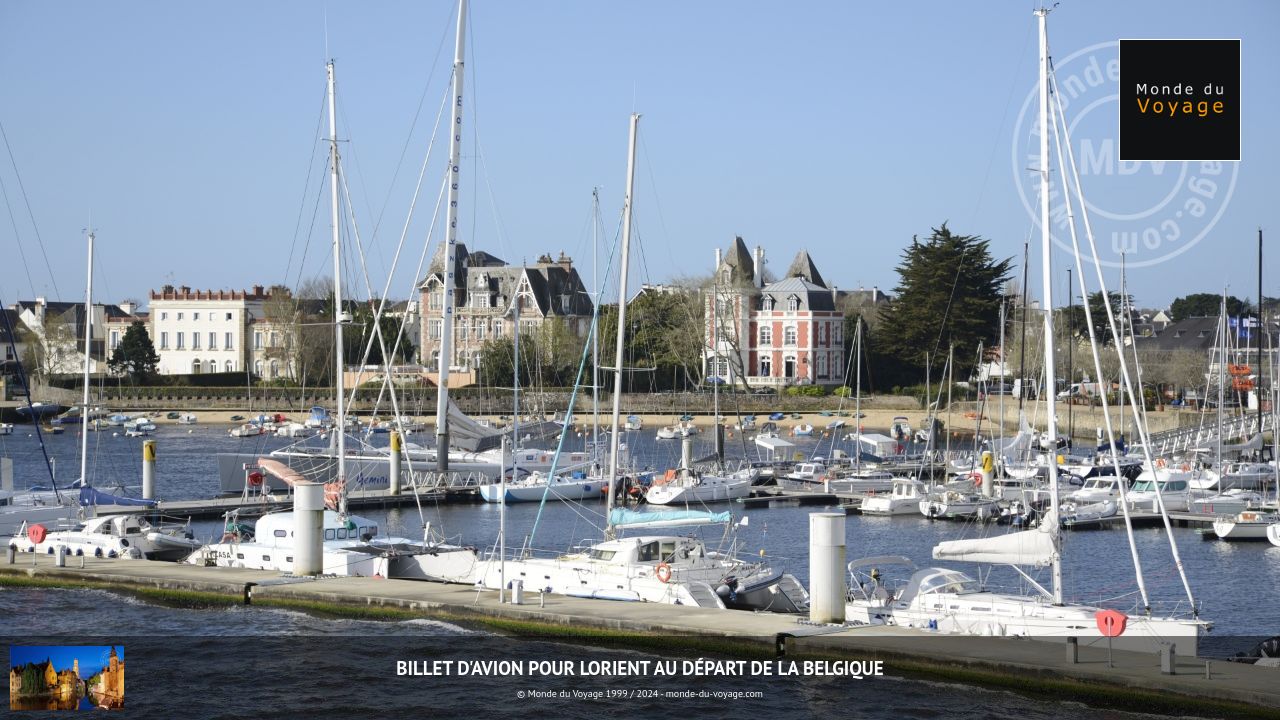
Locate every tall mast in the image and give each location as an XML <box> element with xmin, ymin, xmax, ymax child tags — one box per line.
<box><xmin>435</xmin><ymin>0</ymin><xmax>468</xmax><ymax>472</ymax></box>
<box><xmin>1258</xmin><ymin>228</ymin><xmax>1264</xmax><ymax>438</ymax></box>
<box><xmin>78</xmin><ymin>230</ymin><xmax>94</xmax><ymax>486</ymax></box>
<box><xmin>605</xmin><ymin>113</ymin><xmax>640</xmax><ymax>539</ymax></box>
<box><xmin>854</xmin><ymin>318</ymin><xmax>862</xmax><ymax>471</ymax></box>
<box><xmin>592</xmin><ymin>189</ymin><xmax>601</xmax><ymax>454</ymax></box>
<box><xmin>1066</xmin><ymin>268</ymin><xmax>1073</xmax><ymax>444</ymax></box>
<box><xmin>327</xmin><ymin>61</ymin><xmax>347</xmax><ymax>517</ymax></box>
<box><xmin>1035</xmin><ymin>6</ymin><xmax>1063</xmax><ymax>605</ymax></box>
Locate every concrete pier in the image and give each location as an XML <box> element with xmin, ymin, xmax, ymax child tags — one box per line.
<box><xmin>1</xmin><ymin>554</ymin><xmax>1276</xmax><ymax>715</ymax></box>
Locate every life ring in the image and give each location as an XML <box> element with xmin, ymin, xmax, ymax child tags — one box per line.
<box><xmin>248</xmin><ymin>471</ymin><xmax>264</xmax><ymax>487</ymax></box>
<box><xmin>971</xmin><ymin>472</ymin><xmax>983</xmax><ymax>487</ymax></box>
<box><xmin>1154</xmin><ymin>458</ymin><xmax>1167</xmax><ymax>469</ymax></box>
<box><xmin>655</xmin><ymin>563</ymin><xmax>673</xmax><ymax>583</ymax></box>
<box><xmin>1179</xmin><ymin>463</ymin><xmax>1190</xmax><ymax>472</ymax></box>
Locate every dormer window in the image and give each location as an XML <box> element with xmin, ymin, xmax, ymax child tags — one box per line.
<box><xmin>786</xmin><ymin>296</ymin><xmax>800</xmax><ymax>312</ymax></box>
<box><xmin>762</xmin><ymin>296</ymin><xmax>774</xmax><ymax>311</ymax></box>
<box><xmin>561</xmin><ymin>293</ymin><xmax>571</xmax><ymax>313</ymax></box>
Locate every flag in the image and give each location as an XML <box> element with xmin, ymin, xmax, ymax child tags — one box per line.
<box><xmin>738</xmin><ymin>516</ymin><xmax>750</xmax><ymax>527</ymax></box>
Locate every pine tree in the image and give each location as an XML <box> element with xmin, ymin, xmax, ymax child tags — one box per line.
<box><xmin>873</xmin><ymin>224</ymin><xmax>1013</xmax><ymax>387</ymax></box>
<box><xmin>108</xmin><ymin>321</ymin><xmax>160</xmax><ymax>383</ymax></box>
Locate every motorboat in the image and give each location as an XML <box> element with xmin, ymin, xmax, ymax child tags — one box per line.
<box><xmin>0</xmin><ymin>423</ymin><xmax>12</xmax><ymax>436</ymax></box>
<box><xmin>919</xmin><ymin>483</ymin><xmax>1000</xmax><ymax>520</ymax></box>
<box><xmin>645</xmin><ymin>467</ymin><xmax>756</xmax><ymax>505</ymax></box>
<box><xmin>860</xmin><ymin>479</ymin><xmax>927</xmax><ymax>516</ymax></box>
<box><xmin>1068</xmin><ymin>476</ymin><xmax>1126</xmax><ymax>505</ymax></box>
<box><xmin>735</xmin><ymin>416</ymin><xmax>757</xmax><ymax>431</ymax></box>
<box><xmin>656</xmin><ymin>421</ymin><xmax>698</xmax><ymax>440</ymax></box>
<box><xmin>1188</xmin><ymin>489</ymin><xmax>1264</xmax><ymax>516</ymax></box>
<box><xmin>1219</xmin><ymin>462</ymin><xmax>1273</xmax><ymax>491</ymax></box>
<box><xmin>473</xmin><ymin>508</ymin><xmax>808</xmax><ymax>612</ymax></box>
<box><xmin>275</xmin><ymin>422</ymin><xmax>314</xmax><ymax>438</ymax></box>
<box><xmin>624</xmin><ymin>415</ymin><xmax>643</xmax><ymax>431</ymax></box>
<box><xmin>176</xmin><ymin>413</ymin><xmax>198</xmax><ymax>425</ymax></box>
<box><xmin>791</xmin><ymin>424</ymin><xmax>814</xmax><ymax>437</ymax></box>
<box><xmin>10</xmin><ymin>515</ymin><xmax>200</xmax><ymax>561</ymax></box>
<box><xmin>1126</xmin><ymin>473</ymin><xmax>1193</xmax><ymax>512</ymax></box>
<box><xmin>229</xmin><ymin>423</ymin><xmax>264</xmax><ymax>438</ymax></box>
<box><xmin>1059</xmin><ymin>499</ymin><xmax>1117</xmax><ymax>528</ymax></box>
<box><xmin>1212</xmin><ymin>510</ymin><xmax>1279</xmax><ymax>541</ymax></box>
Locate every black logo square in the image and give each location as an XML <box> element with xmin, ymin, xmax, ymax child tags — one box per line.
<box><xmin>1119</xmin><ymin>39</ymin><xmax>1240</xmax><ymax>161</ymax></box>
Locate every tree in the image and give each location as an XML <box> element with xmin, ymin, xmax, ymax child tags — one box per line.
<box><xmin>1059</xmin><ymin>291</ymin><xmax>1130</xmax><ymax>346</ymax></box>
<box><xmin>873</xmin><ymin>224</ymin><xmax>1013</xmax><ymax>388</ymax></box>
<box><xmin>1170</xmin><ymin>293</ymin><xmax>1246</xmax><ymax>321</ymax></box>
<box><xmin>107</xmin><ymin>322</ymin><xmax>160</xmax><ymax>382</ymax></box>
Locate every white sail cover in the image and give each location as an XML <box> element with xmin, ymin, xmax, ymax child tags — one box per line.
<box><xmin>994</xmin><ymin>412</ymin><xmax>1035</xmax><ymax>457</ymax></box>
<box><xmin>932</xmin><ymin>524</ymin><xmax>1055</xmax><ymax>567</ymax></box>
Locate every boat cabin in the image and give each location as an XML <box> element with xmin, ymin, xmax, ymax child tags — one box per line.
<box><xmin>583</xmin><ymin>535</ymin><xmax>707</xmax><ymax>567</ymax></box>
<box><xmin>253</xmin><ymin>510</ymin><xmax>380</xmax><ymax>548</ymax></box>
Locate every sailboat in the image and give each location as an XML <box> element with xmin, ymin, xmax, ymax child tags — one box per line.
<box><xmin>846</xmin><ymin>8</ymin><xmax>1208</xmax><ymax>653</ymax></box>
<box><xmin>473</xmin><ymin>115</ymin><xmax>806</xmax><ymax>612</ymax></box>
<box><xmin>186</xmin><ymin>56</ymin><xmax>477</xmax><ymax>582</ymax></box>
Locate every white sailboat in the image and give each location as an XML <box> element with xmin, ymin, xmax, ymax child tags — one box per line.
<box><xmin>847</xmin><ymin>8</ymin><xmax>1207</xmax><ymax>653</ymax></box>
<box><xmin>473</xmin><ymin>115</ymin><xmax>805</xmax><ymax>612</ymax></box>
<box><xmin>13</xmin><ymin>515</ymin><xmax>199</xmax><ymax>561</ymax></box>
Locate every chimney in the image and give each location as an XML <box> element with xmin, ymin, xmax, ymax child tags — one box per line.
<box><xmin>714</xmin><ymin>247</ymin><xmax>722</xmax><ymax>271</ymax></box>
<box><xmin>180</xmin><ymin>285</ymin><xmax>191</xmax><ymax>295</ymax></box>
<box><xmin>753</xmin><ymin>246</ymin><xmax>765</xmax><ymax>288</ymax></box>
<box><xmin>831</xmin><ymin>284</ymin><xmax>838</xmax><ymax>306</ymax></box>
<box><xmin>119</xmin><ymin>301</ymin><xmax>136</xmax><ymax>315</ymax></box>
<box><xmin>872</xmin><ymin>286</ymin><xmax>880</xmax><ymax>304</ymax></box>
<box><xmin>253</xmin><ymin>285</ymin><xmax>264</xmax><ymax>297</ymax></box>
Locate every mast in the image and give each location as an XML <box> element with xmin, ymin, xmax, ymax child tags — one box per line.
<box><xmin>1018</xmin><ymin>240</ymin><xmax>1030</xmax><ymax>413</ymax></box>
<box><xmin>1066</xmin><ymin>268</ymin><xmax>1073</xmax><ymax>445</ymax></box>
<box><xmin>592</xmin><ymin>189</ymin><xmax>601</xmax><ymax>455</ymax></box>
<box><xmin>1259</xmin><ymin>228</ymin><xmax>1264</xmax><ymax>439</ymax></box>
<box><xmin>78</xmin><ymin>230</ymin><xmax>94</xmax><ymax>487</ymax></box>
<box><xmin>1035</xmin><ymin>6</ymin><xmax>1063</xmax><ymax>605</ymax></box>
<box><xmin>998</xmin><ymin>300</ymin><xmax>1006</xmax><ymax>457</ymax></box>
<box><xmin>1218</xmin><ymin>292</ymin><xmax>1227</xmax><ymax>466</ymax></box>
<box><xmin>435</xmin><ymin>0</ymin><xmax>467</xmax><ymax>472</ymax></box>
<box><xmin>326</xmin><ymin>61</ymin><xmax>348</xmax><ymax>518</ymax></box>
<box><xmin>854</xmin><ymin>318</ymin><xmax>862</xmax><ymax>471</ymax></box>
<box><xmin>605</xmin><ymin>113</ymin><xmax>640</xmax><ymax>540</ymax></box>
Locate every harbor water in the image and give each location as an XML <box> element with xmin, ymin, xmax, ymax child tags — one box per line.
<box><xmin>2</xmin><ymin>422</ymin><xmax>1278</xmax><ymax>660</ymax></box>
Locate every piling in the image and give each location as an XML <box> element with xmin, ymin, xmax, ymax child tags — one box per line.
<box><xmin>389</xmin><ymin>431</ymin><xmax>402</xmax><ymax>496</ymax></box>
<box><xmin>142</xmin><ymin>440</ymin><xmax>156</xmax><ymax>500</ymax></box>
<box><xmin>681</xmin><ymin>436</ymin><xmax>693</xmax><ymax>471</ymax></box>
<box><xmin>808</xmin><ymin>512</ymin><xmax>846</xmax><ymax>624</ymax></box>
<box><xmin>292</xmin><ymin>482</ymin><xmax>326</xmax><ymax>576</ymax></box>
<box><xmin>980</xmin><ymin>450</ymin><xmax>994</xmax><ymax>498</ymax></box>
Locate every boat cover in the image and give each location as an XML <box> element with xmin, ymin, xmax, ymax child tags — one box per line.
<box><xmin>78</xmin><ymin>486</ymin><xmax>156</xmax><ymax>507</ymax></box>
<box><xmin>609</xmin><ymin>508</ymin><xmax>731</xmax><ymax>530</ymax></box>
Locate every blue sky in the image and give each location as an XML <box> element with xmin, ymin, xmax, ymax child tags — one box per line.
<box><xmin>0</xmin><ymin>0</ymin><xmax>1276</xmax><ymax>312</ymax></box>
<box><xmin>10</xmin><ymin>645</ymin><xmax>121</xmax><ymax>677</ymax></box>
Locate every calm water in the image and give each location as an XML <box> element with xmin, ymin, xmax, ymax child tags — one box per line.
<box><xmin>3</xmin><ymin>422</ymin><xmax>1278</xmax><ymax>653</ymax></box>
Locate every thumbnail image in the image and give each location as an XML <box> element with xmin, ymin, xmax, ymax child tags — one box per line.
<box><xmin>9</xmin><ymin>645</ymin><xmax>124</xmax><ymax>711</ymax></box>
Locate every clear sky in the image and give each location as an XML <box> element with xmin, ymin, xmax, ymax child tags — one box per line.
<box><xmin>1</xmin><ymin>1</ymin><xmax>1276</xmax><ymax>312</ymax></box>
<box><xmin>10</xmin><ymin>644</ymin><xmax>121</xmax><ymax>677</ymax></box>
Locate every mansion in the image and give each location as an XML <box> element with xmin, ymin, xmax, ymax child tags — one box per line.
<box><xmin>705</xmin><ymin>238</ymin><xmax>851</xmax><ymax>388</ymax></box>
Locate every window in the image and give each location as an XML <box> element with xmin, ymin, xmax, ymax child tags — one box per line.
<box><xmin>784</xmin><ymin>356</ymin><xmax>796</xmax><ymax>379</ymax></box>
<box><xmin>337</xmin><ymin>528</ymin><xmax>347</xmax><ymax>540</ymax></box>
<box><xmin>225</xmin><ymin>312</ymin><xmax>233</xmax><ymax>321</ymax></box>
<box><xmin>470</xmin><ymin>291</ymin><xmax>489</xmax><ymax>309</ymax></box>
<box><xmin>192</xmin><ymin>333</ymin><xmax>201</xmax><ymax>350</ymax></box>
<box><xmin>270</xmin><ymin>332</ymin><xmax>278</xmax><ymax>348</ymax></box>
<box><xmin>254</xmin><ymin>360</ymin><xmax>263</xmax><ymax>376</ymax></box>
<box><xmin>224</xmin><ymin>332</ymin><xmax>233</xmax><ymax>350</ymax></box>
<box><xmin>493</xmin><ymin>321</ymin><xmax>503</xmax><ymax>338</ymax></box>
<box><xmin>428</xmin><ymin>320</ymin><xmax>441</xmax><ymax>340</ymax></box>
<box><xmin>760</xmin><ymin>356</ymin><xmax>772</xmax><ymax>376</ymax></box>
<box><xmin>817</xmin><ymin>353</ymin><xmax>827</xmax><ymax>378</ymax></box>
<box><xmin>193</xmin><ymin>312</ymin><xmax>200</xmax><ymax>321</ymax></box>
<box><xmin>834</xmin><ymin>323</ymin><xmax>842</xmax><ymax>345</ymax></box>
<box><xmin>324</xmin><ymin>529</ymin><xmax>335</xmax><ymax>540</ymax></box>
<box><xmin>759</xmin><ymin>326</ymin><xmax>772</xmax><ymax>346</ymax></box>
<box><xmin>459</xmin><ymin>323</ymin><xmax>468</xmax><ymax>341</ymax></box>
<box><xmin>784</xmin><ymin>326</ymin><xmax>797</xmax><ymax>346</ymax></box>
<box><xmin>160</xmin><ymin>332</ymin><xmax>168</xmax><ymax>350</ymax></box>
<box><xmin>274</xmin><ymin>529</ymin><xmax>287</xmax><ymax>538</ymax></box>
<box><xmin>254</xmin><ymin>332</ymin><xmax>262</xmax><ymax>349</ymax></box>
<box><xmin>786</xmin><ymin>297</ymin><xmax>799</xmax><ymax>312</ymax></box>
<box><xmin>206</xmin><ymin>360</ymin><xmax>216</xmax><ymax>373</ymax></box>
<box><xmin>110</xmin><ymin>331</ymin><xmax>120</xmax><ymax>350</ymax></box>
<box><xmin>209</xmin><ymin>332</ymin><xmax>217</xmax><ymax>350</ymax></box>
<box><xmin>270</xmin><ymin>360</ymin><xmax>278</xmax><ymax>378</ymax></box>
<box><xmin>428</xmin><ymin>291</ymin><xmax>443</xmax><ymax>310</ymax></box>
<box><xmin>176</xmin><ymin>332</ymin><xmax>184</xmax><ymax>350</ymax></box>
<box><xmin>178</xmin><ymin>312</ymin><xmax>184</xmax><ymax>321</ymax></box>
<box><xmin>761</xmin><ymin>296</ymin><xmax>774</xmax><ymax>312</ymax></box>
<box><xmin>161</xmin><ymin>312</ymin><xmax>168</xmax><ymax>321</ymax></box>
<box><xmin>192</xmin><ymin>358</ymin><xmax>201</xmax><ymax>374</ymax></box>
<box><xmin>225</xmin><ymin>360</ymin><xmax>234</xmax><ymax>373</ymax></box>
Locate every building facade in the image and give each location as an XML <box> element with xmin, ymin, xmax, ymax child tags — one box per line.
<box><xmin>418</xmin><ymin>245</ymin><xmax>593</xmax><ymax>383</ymax></box>
<box><xmin>147</xmin><ymin>285</ymin><xmax>277</xmax><ymax>376</ymax></box>
<box><xmin>10</xmin><ymin>298</ymin><xmax>136</xmax><ymax>376</ymax></box>
<box><xmin>705</xmin><ymin>238</ymin><xmax>845</xmax><ymax>388</ymax></box>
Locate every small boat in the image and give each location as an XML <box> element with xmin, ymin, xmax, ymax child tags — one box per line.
<box><xmin>229</xmin><ymin>414</ymin><xmax>246</xmax><ymax>422</ymax></box>
<box><xmin>177</xmin><ymin>413</ymin><xmax>198</xmax><ymax>425</ymax></box>
<box><xmin>645</xmin><ymin>467</ymin><xmax>757</xmax><ymax>505</ymax></box>
<box><xmin>126</xmin><ymin>418</ymin><xmax>156</xmax><ymax>433</ymax></box>
<box><xmin>860</xmin><ymin>479</ymin><xmax>927</xmax><ymax>516</ymax></box>
<box><xmin>274</xmin><ymin>422</ymin><xmax>313</xmax><ymax>438</ymax></box>
<box><xmin>106</xmin><ymin>414</ymin><xmax>131</xmax><ymax>427</ymax></box>
<box><xmin>1212</xmin><ymin>510</ymin><xmax>1279</xmax><ymax>541</ymax></box>
<box><xmin>890</xmin><ymin>416</ymin><xmax>912</xmax><ymax>443</ymax></box>
<box><xmin>0</xmin><ymin>423</ymin><xmax>12</xmax><ymax>436</ymax></box>
<box><xmin>1060</xmin><ymin>499</ymin><xmax>1118</xmax><ymax>528</ymax></box>
<box><xmin>229</xmin><ymin>423</ymin><xmax>264</xmax><ymax>438</ymax></box>
<box><xmin>1267</xmin><ymin>523</ymin><xmax>1280</xmax><ymax>547</ymax></box>
<box><xmin>166</xmin><ymin>411</ymin><xmax>181</xmax><ymax>420</ymax></box>
<box><xmin>768</xmin><ymin>412</ymin><xmax>785</xmax><ymax>421</ymax></box>
<box><xmin>791</xmin><ymin>424</ymin><xmax>814</xmax><ymax>437</ymax></box>
<box><xmin>42</xmin><ymin>424</ymin><xmax>64</xmax><ymax>435</ymax></box>
<box><xmin>15</xmin><ymin>402</ymin><xmax>66</xmax><ymax>422</ymax></box>
<box><xmin>735</xmin><ymin>416</ymin><xmax>757</xmax><ymax>431</ymax></box>
<box><xmin>624</xmin><ymin>415</ymin><xmax>643</xmax><ymax>431</ymax></box>
<box><xmin>478</xmin><ymin>470</ymin><xmax>602</xmax><ymax>503</ymax></box>
<box><xmin>656</xmin><ymin>421</ymin><xmax>698</xmax><ymax>440</ymax></box>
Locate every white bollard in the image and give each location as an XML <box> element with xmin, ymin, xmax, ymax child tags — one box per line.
<box><xmin>980</xmin><ymin>450</ymin><xmax>994</xmax><ymax>498</ymax></box>
<box><xmin>389</xmin><ymin>431</ymin><xmax>402</xmax><ymax>496</ymax></box>
<box><xmin>511</xmin><ymin>579</ymin><xmax>524</xmax><ymax>605</ymax></box>
<box><xmin>292</xmin><ymin>482</ymin><xmax>326</xmax><ymax>576</ymax></box>
<box><xmin>142</xmin><ymin>440</ymin><xmax>156</xmax><ymax>500</ymax></box>
<box><xmin>55</xmin><ymin>545</ymin><xmax>66</xmax><ymax>567</ymax></box>
<box><xmin>681</xmin><ymin>435</ymin><xmax>693</xmax><ymax>471</ymax></box>
<box><xmin>808</xmin><ymin>512</ymin><xmax>846</xmax><ymax>624</ymax></box>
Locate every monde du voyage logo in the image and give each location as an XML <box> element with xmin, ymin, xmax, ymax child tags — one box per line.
<box><xmin>1012</xmin><ymin>39</ymin><xmax>1239</xmax><ymax>268</ymax></box>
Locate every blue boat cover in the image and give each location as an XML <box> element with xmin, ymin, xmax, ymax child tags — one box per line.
<box><xmin>78</xmin><ymin>486</ymin><xmax>157</xmax><ymax>507</ymax></box>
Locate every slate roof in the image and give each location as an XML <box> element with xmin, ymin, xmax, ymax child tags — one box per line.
<box><xmin>716</xmin><ymin>236</ymin><xmax>756</xmax><ymax>286</ymax></box>
<box><xmin>784</xmin><ymin>250</ymin><xmax>827</xmax><ymax>289</ymax></box>
<box><xmin>760</xmin><ymin>276</ymin><xmax>836</xmax><ymax>312</ymax></box>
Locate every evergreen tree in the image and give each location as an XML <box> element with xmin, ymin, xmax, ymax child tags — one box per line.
<box><xmin>1169</xmin><ymin>293</ymin><xmax>1246</xmax><ymax>320</ymax></box>
<box><xmin>873</xmin><ymin>224</ymin><xmax>1013</xmax><ymax>387</ymax></box>
<box><xmin>107</xmin><ymin>321</ymin><xmax>160</xmax><ymax>382</ymax></box>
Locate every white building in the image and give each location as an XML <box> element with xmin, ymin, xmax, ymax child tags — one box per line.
<box><xmin>10</xmin><ymin>298</ymin><xmax>134</xmax><ymax>375</ymax></box>
<box><xmin>148</xmin><ymin>285</ymin><xmax>274</xmax><ymax>376</ymax></box>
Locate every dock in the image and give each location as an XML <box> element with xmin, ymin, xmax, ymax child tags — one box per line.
<box><xmin>95</xmin><ymin>487</ymin><xmax>456</xmax><ymax>521</ymax></box>
<box><xmin>1</xmin><ymin>554</ymin><xmax>1276</xmax><ymax>716</ymax></box>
